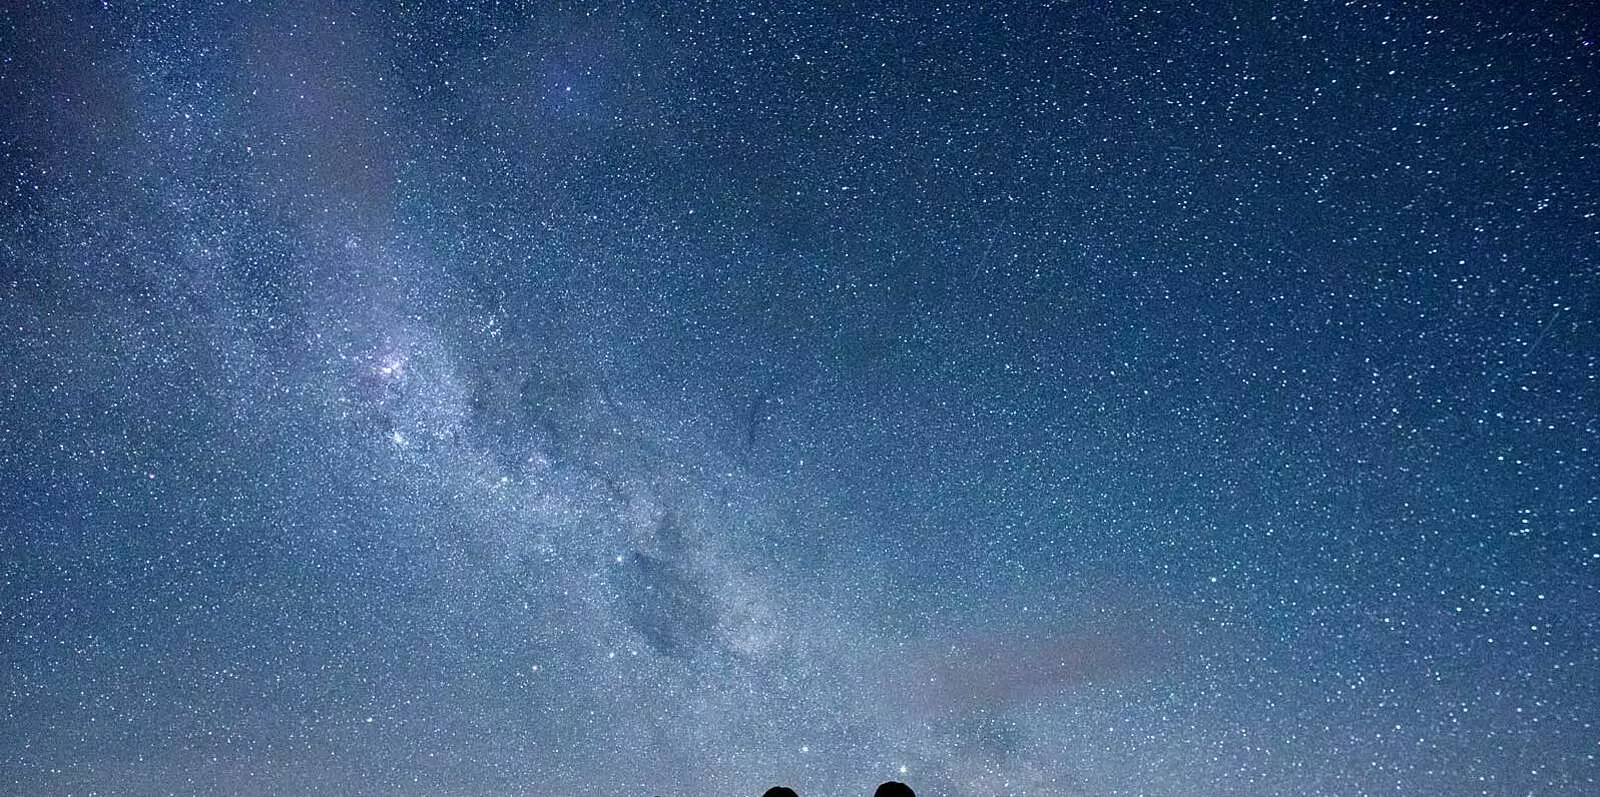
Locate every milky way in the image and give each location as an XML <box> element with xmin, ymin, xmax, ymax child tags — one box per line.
<box><xmin>3</xmin><ymin>2</ymin><xmax>1597</xmax><ymax>796</ymax></box>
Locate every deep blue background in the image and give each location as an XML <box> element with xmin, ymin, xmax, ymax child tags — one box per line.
<box><xmin>3</xmin><ymin>2</ymin><xmax>1596</xmax><ymax>795</ymax></box>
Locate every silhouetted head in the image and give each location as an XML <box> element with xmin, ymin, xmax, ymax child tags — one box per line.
<box><xmin>762</xmin><ymin>787</ymin><xmax>799</xmax><ymax>797</ymax></box>
<box><xmin>874</xmin><ymin>782</ymin><xmax>915</xmax><ymax>797</ymax></box>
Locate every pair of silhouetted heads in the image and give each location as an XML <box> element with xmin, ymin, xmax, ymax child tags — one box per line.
<box><xmin>761</xmin><ymin>783</ymin><xmax>914</xmax><ymax>797</ymax></box>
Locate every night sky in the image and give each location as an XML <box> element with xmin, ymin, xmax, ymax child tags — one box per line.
<box><xmin>3</xmin><ymin>2</ymin><xmax>1597</xmax><ymax>796</ymax></box>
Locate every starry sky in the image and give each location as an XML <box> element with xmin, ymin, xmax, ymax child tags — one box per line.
<box><xmin>2</xmin><ymin>1</ymin><xmax>1597</xmax><ymax>796</ymax></box>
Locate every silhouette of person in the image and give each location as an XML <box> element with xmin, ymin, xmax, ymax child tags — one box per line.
<box><xmin>762</xmin><ymin>787</ymin><xmax>799</xmax><ymax>797</ymax></box>
<box><xmin>874</xmin><ymin>782</ymin><xmax>915</xmax><ymax>797</ymax></box>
